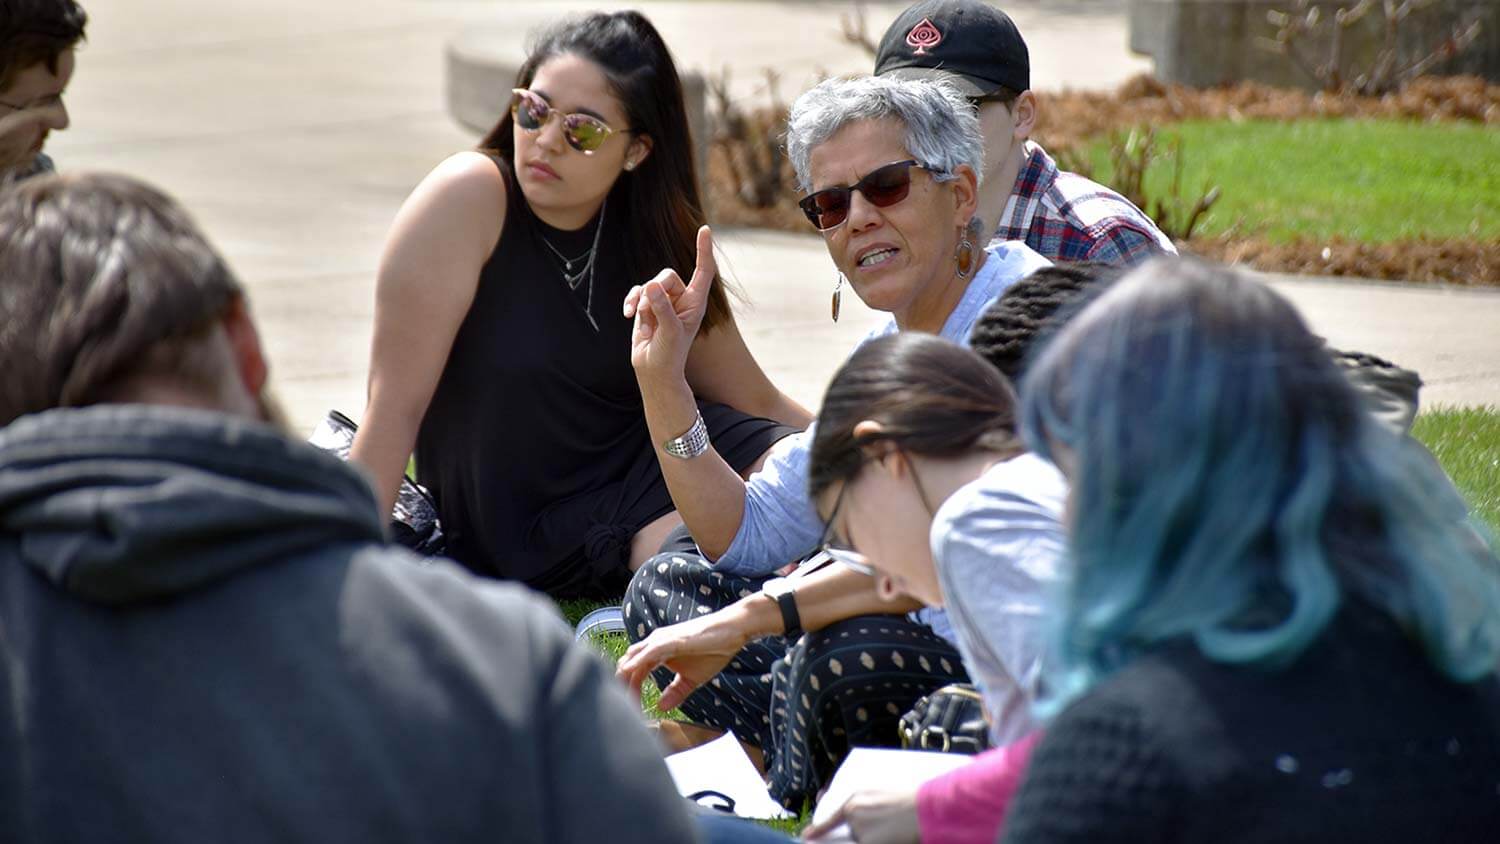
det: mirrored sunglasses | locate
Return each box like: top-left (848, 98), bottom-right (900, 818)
top-left (510, 88), bottom-right (617, 155)
top-left (798, 159), bottom-right (937, 231)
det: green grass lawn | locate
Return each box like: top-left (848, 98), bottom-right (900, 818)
top-left (1412, 405), bottom-right (1500, 538)
top-left (559, 598), bottom-right (686, 722)
top-left (561, 600), bottom-right (809, 833)
top-left (1081, 118), bottom-right (1500, 243)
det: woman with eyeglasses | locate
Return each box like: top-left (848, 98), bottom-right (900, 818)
top-left (349, 11), bottom-right (808, 599)
top-left (616, 75), bottom-right (1049, 808)
top-left (1000, 259), bottom-right (1500, 843)
top-left (790, 331), bottom-right (1064, 844)
top-left (791, 264), bottom-right (1120, 844)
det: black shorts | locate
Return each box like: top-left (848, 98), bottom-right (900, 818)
top-left (523, 401), bottom-right (799, 600)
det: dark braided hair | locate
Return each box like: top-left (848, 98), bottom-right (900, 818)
top-left (969, 262), bottom-right (1124, 381)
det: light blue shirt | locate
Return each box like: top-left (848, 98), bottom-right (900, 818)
top-left (929, 452), bottom-right (1068, 744)
top-left (714, 242), bottom-right (1052, 577)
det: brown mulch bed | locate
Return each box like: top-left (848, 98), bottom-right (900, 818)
top-left (1033, 73), bottom-right (1498, 155)
top-left (705, 75), bottom-right (1500, 286)
top-left (1184, 236), bottom-right (1500, 287)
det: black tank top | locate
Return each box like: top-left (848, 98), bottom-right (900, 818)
top-left (415, 156), bottom-right (649, 582)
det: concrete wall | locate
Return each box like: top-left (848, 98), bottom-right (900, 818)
top-left (1130, 0), bottom-right (1497, 89)
top-left (445, 32), bottom-right (710, 200)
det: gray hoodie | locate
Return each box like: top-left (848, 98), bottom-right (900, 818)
top-left (0, 405), bottom-right (697, 844)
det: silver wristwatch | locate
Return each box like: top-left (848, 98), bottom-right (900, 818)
top-left (662, 412), bottom-right (710, 459)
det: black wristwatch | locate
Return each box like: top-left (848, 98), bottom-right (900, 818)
top-left (761, 577), bottom-right (804, 640)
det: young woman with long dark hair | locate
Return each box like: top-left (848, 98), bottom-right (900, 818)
top-left (350, 12), bottom-right (807, 599)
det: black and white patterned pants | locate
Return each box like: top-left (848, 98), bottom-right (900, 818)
top-left (624, 552), bottom-right (969, 810)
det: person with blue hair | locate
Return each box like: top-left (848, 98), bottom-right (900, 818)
top-left (1002, 257), bottom-right (1500, 843)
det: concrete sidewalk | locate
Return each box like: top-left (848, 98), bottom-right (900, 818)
top-left (718, 228), bottom-right (1500, 415)
top-left (44, 0), bottom-right (1500, 435)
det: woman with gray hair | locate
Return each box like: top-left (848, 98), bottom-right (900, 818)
top-left (616, 74), bottom-right (1049, 807)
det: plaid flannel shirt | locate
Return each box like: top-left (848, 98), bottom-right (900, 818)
top-left (992, 141), bottom-right (1176, 267)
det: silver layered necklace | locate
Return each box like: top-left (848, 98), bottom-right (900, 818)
top-left (537, 196), bottom-right (606, 331)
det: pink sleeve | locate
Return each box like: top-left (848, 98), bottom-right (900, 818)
top-left (915, 731), bottom-right (1042, 844)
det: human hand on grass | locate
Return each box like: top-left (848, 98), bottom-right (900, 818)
top-left (802, 788), bottom-right (921, 844)
top-left (616, 608), bottom-right (748, 713)
top-left (627, 225), bottom-right (715, 385)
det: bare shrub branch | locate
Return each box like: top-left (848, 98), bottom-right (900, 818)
top-left (1261, 0), bottom-right (1484, 95)
top-left (706, 67), bottom-right (790, 209)
top-left (839, 0), bottom-right (881, 58)
top-left (1058, 127), bottom-right (1222, 242)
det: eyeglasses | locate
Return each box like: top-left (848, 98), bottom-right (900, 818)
top-left (798, 159), bottom-right (939, 231)
top-left (510, 88), bottom-right (618, 155)
top-left (818, 478), bottom-right (877, 577)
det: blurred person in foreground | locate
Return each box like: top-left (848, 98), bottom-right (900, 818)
top-left (1001, 258), bottom-right (1500, 843)
top-left (0, 0), bottom-right (84, 185)
top-left (0, 172), bottom-right (699, 844)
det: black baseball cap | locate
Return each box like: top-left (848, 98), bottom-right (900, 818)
top-left (874, 0), bottom-right (1030, 98)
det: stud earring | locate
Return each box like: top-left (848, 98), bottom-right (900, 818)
top-left (624, 160), bottom-right (636, 171)
top-left (831, 272), bottom-right (845, 322)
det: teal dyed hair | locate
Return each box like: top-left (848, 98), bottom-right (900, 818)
top-left (1020, 258), bottom-right (1500, 710)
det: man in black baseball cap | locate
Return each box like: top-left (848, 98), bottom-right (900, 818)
top-left (875, 0), bottom-right (1174, 267)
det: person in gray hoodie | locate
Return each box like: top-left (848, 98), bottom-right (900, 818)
top-left (0, 171), bottom-right (701, 844)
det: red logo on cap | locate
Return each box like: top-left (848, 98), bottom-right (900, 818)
top-left (905, 17), bottom-right (943, 55)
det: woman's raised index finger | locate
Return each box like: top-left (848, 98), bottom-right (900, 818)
top-left (690, 225), bottom-right (717, 293)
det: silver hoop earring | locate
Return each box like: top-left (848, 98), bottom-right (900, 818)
top-left (831, 272), bottom-right (845, 322)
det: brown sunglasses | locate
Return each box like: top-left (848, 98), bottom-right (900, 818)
top-left (798, 160), bottom-right (940, 231)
